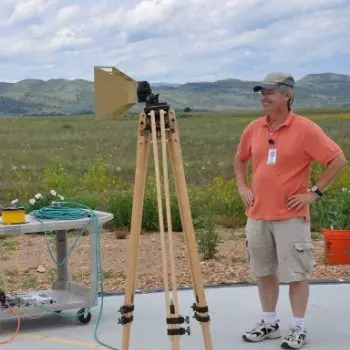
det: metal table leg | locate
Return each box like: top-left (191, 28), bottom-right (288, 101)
top-left (88, 222), bottom-right (99, 307)
top-left (55, 230), bottom-right (68, 285)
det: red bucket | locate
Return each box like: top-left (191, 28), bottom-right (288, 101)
top-left (323, 229), bottom-right (350, 265)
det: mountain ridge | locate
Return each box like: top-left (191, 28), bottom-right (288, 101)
top-left (0, 72), bottom-right (349, 115)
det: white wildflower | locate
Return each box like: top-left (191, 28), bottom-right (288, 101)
top-left (50, 190), bottom-right (57, 196)
top-left (35, 193), bottom-right (42, 199)
top-left (11, 199), bottom-right (19, 204)
top-left (11, 166), bottom-right (17, 171)
top-left (58, 195), bottom-right (64, 200)
top-left (29, 198), bottom-right (35, 205)
top-left (116, 167), bottom-right (121, 172)
top-left (342, 188), bottom-right (347, 192)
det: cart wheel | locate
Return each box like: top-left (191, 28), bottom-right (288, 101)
top-left (77, 308), bottom-right (91, 325)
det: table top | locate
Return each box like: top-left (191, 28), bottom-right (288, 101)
top-left (0, 210), bottom-right (114, 236)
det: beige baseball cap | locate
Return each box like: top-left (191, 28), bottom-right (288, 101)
top-left (253, 72), bottom-right (295, 92)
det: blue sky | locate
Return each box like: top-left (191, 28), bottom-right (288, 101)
top-left (0, 0), bottom-right (349, 84)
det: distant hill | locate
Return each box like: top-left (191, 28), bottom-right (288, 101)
top-left (0, 73), bottom-right (349, 115)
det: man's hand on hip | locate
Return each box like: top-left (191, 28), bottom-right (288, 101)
top-left (238, 185), bottom-right (254, 207)
top-left (286, 192), bottom-right (318, 211)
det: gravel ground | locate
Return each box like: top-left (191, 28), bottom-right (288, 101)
top-left (0, 228), bottom-right (349, 295)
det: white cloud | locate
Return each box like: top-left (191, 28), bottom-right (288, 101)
top-left (0, 0), bottom-right (349, 83)
top-left (57, 5), bottom-right (80, 23)
top-left (48, 28), bottom-right (91, 49)
top-left (7, 0), bottom-right (55, 25)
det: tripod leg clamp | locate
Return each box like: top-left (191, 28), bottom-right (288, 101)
top-left (166, 315), bottom-right (191, 336)
top-left (167, 327), bottom-right (191, 336)
top-left (166, 316), bottom-right (189, 325)
top-left (191, 303), bottom-right (211, 323)
top-left (118, 304), bottom-right (135, 325)
top-left (118, 315), bottom-right (133, 325)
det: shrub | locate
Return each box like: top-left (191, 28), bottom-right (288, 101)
top-left (312, 188), bottom-right (350, 230)
top-left (205, 176), bottom-right (246, 228)
top-left (194, 214), bottom-right (220, 260)
top-left (107, 191), bottom-right (133, 230)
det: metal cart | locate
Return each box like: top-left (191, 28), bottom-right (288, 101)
top-left (0, 210), bottom-right (113, 324)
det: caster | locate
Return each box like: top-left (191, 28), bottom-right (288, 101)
top-left (77, 308), bottom-right (91, 325)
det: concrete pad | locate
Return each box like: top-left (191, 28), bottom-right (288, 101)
top-left (0, 283), bottom-right (349, 349)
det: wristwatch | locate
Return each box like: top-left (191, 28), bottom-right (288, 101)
top-left (310, 185), bottom-right (323, 197)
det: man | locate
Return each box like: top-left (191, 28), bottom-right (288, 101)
top-left (234, 72), bottom-right (347, 349)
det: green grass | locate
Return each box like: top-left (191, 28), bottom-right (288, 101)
top-left (0, 109), bottom-right (349, 241)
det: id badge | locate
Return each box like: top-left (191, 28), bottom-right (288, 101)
top-left (267, 148), bottom-right (277, 165)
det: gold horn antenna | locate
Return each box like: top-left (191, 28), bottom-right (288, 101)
top-left (94, 66), bottom-right (153, 120)
top-left (93, 66), bottom-right (214, 350)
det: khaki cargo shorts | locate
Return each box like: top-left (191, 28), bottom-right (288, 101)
top-left (245, 217), bottom-right (314, 283)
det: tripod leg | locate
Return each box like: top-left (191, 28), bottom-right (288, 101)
top-left (161, 110), bottom-right (191, 346)
top-left (119, 112), bottom-right (150, 350)
top-left (167, 111), bottom-right (195, 292)
top-left (167, 110), bottom-right (214, 350)
top-left (150, 110), bottom-right (180, 350)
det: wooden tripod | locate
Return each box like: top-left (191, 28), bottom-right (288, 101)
top-left (117, 108), bottom-right (213, 350)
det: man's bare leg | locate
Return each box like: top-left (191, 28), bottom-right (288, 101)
top-left (259, 274), bottom-right (279, 311)
top-left (289, 279), bottom-right (309, 329)
top-left (242, 273), bottom-right (281, 342)
top-left (279, 279), bottom-right (309, 349)
top-left (258, 274), bottom-right (279, 323)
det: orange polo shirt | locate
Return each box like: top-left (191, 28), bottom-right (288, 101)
top-left (236, 111), bottom-right (343, 221)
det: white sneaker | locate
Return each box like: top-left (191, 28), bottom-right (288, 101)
top-left (280, 326), bottom-right (307, 349)
top-left (242, 320), bottom-right (281, 342)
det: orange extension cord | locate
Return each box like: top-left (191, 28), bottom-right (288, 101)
top-left (0, 303), bottom-right (21, 345)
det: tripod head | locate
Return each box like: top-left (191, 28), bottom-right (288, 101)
top-left (137, 81), bottom-right (170, 133)
top-left (137, 80), bottom-right (170, 114)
